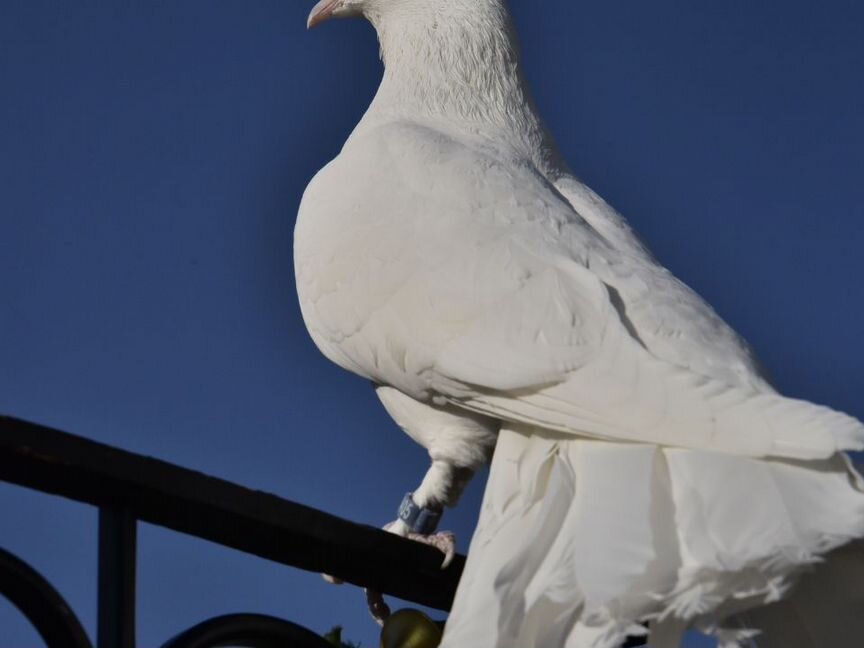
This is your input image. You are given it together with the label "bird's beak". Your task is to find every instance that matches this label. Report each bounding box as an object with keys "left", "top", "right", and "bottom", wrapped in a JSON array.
[{"left": 307, "top": 0, "right": 346, "bottom": 29}]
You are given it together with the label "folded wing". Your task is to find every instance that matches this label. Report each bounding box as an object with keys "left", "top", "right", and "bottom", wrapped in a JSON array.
[{"left": 299, "top": 121, "right": 864, "bottom": 460}]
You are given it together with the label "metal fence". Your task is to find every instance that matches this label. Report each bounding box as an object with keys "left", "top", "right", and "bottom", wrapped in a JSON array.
[
  {"left": 0, "top": 415, "right": 648, "bottom": 648},
  {"left": 0, "top": 416, "right": 464, "bottom": 648}
]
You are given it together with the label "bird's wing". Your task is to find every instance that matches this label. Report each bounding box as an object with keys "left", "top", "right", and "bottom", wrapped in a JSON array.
[
  {"left": 550, "top": 173, "right": 774, "bottom": 390},
  {"left": 297, "top": 121, "right": 864, "bottom": 459},
  {"left": 435, "top": 254, "right": 862, "bottom": 460}
]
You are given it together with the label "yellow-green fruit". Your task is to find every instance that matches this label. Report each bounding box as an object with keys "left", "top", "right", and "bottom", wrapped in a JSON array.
[{"left": 380, "top": 609, "right": 443, "bottom": 648}]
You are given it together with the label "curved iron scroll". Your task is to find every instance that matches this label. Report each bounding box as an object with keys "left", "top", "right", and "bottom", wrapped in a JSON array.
[
  {"left": 161, "top": 613, "right": 335, "bottom": 648},
  {"left": 0, "top": 546, "right": 93, "bottom": 648}
]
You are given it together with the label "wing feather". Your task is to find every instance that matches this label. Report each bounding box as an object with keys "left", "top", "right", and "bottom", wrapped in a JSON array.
[{"left": 297, "top": 122, "right": 864, "bottom": 459}]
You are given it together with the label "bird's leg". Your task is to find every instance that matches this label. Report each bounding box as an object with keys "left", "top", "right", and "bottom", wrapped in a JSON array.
[
  {"left": 323, "top": 449, "right": 485, "bottom": 588},
  {"left": 375, "top": 385, "right": 499, "bottom": 557},
  {"left": 322, "top": 459, "right": 478, "bottom": 592},
  {"left": 364, "top": 460, "right": 475, "bottom": 625},
  {"left": 384, "top": 459, "right": 476, "bottom": 568},
  {"left": 362, "top": 387, "right": 500, "bottom": 624},
  {"left": 322, "top": 468, "right": 460, "bottom": 587}
]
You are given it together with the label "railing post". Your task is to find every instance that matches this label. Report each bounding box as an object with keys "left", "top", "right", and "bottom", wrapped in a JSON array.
[
  {"left": 98, "top": 506, "right": 137, "bottom": 648},
  {"left": 0, "top": 415, "right": 465, "bottom": 610}
]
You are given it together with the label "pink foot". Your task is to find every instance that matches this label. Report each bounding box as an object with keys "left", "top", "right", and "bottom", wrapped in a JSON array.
[
  {"left": 364, "top": 525, "right": 457, "bottom": 624},
  {"left": 405, "top": 530, "right": 456, "bottom": 569}
]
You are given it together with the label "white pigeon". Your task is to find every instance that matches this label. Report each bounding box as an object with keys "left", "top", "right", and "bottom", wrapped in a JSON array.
[{"left": 294, "top": 1, "right": 864, "bottom": 646}]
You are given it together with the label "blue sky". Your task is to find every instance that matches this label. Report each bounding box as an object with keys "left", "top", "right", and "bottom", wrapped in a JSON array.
[{"left": 1, "top": 1, "right": 862, "bottom": 646}]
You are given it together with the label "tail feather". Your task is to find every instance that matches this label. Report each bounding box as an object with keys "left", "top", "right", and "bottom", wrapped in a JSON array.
[
  {"left": 732, "top": 540, "right": 864, "bottom": 648},
  {"left": 441, "top": 426, "right": 864, "bottom": 648}
]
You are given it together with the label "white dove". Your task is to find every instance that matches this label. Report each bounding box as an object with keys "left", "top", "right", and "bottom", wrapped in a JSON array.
[{"left": 294, "top": 1, "right": 864, "bottom": 646}]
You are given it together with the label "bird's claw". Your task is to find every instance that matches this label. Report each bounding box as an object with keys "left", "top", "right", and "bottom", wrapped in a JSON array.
[
  {"left": 365, "top": 587, "right": 392, "bottom": 626},
  {"left": 361, "top": 525, "right": 457, "bottom": 626},
  {"left": 363, "top": 531, "right": 454, "bottom": 625},
  {"left": 407, "top": 530, "right": 457, "bottom": 569},
  {"left": 384, "top": 520, "right": 456, "bottom": 569}
]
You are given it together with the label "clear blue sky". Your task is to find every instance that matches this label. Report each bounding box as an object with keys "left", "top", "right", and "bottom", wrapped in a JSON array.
[{"left": 1, "top": 1, "right": 862, "bottom": 646}]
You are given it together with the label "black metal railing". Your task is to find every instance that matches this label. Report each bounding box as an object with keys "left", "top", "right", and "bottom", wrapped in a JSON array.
[
  {"left": 0, "top": 415, "right": 464, "bottom": 648},
  {"left": 0, "top": 415, "right": 647, "bottom": 648}
]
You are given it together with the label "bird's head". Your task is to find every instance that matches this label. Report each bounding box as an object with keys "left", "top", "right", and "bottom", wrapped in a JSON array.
[
  {"left": 305, "top": 0, "right": 558, "bottom": 203},
  {"left": 307, "top": 0, "right": 507, "bottom": 30},
  {"left": 306, "top": 0, "right": 364, "bottom": 28},
  {"left": 305, "top": 0, "right": 540, "bottom": 147},
  {"left": 306, "top": 0, "right": 516, "bottom": 71}
]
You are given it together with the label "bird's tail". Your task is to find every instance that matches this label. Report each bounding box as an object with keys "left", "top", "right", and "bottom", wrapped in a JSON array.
[
  {"left": 440, "top": 426, "right": 864, "bottom": 648},
  {"left": 731, "top": 539, "right": 864, "bottom": 648}
]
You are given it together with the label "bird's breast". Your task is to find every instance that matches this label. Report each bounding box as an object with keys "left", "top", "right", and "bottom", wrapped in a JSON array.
[{"left": 294, "top": 150, "right": 454, "bottom": 397}]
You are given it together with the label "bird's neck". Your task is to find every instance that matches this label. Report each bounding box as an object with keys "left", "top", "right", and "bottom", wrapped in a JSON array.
[{"left": 353, "top": 4, "right": 563, "bottom": 176}]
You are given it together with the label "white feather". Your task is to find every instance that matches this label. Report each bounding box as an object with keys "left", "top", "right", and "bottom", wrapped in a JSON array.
[{"left": 295, "top": 0, "right": 864, "bottom": 644}]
